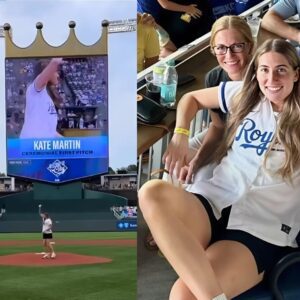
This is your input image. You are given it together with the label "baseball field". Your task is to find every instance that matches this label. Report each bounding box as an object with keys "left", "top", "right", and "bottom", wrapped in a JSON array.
[{"left": 0, "top": 231, "right": 136, "bottom": 300}]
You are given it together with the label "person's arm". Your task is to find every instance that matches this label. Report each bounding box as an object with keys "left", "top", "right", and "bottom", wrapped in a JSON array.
[
  {"left": 137, "top": 13, "right": 160, "bottom": 71},
  {"left": 163, "top": 86, "right": 219, "bottom": 176},
  {"left": 143, "top": 26, "right": 160, "bottom": 69},
  {"left": 157, "top": 0, "right": 202, "bottom": 19},
  {"left": 261, "top": 10, "right": 300, "bottom": 43},
  {"left": 35, "top": 58, "right": 63, "bottom": 91},
  {"left": 38, "top": 204, "right": 42, "bottom": 216}
]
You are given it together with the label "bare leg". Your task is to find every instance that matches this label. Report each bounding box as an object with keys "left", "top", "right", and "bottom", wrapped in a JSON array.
[
  {"left": 205, "top": 241, "right": 264, "bottom": 298},
  {"left": 139, "top": 179, "right": 223, "bottom": 299},
  {"left": 168, "top": 235, "right": 264, "bottom": 299},
  {"left": 170, "top": 279, "right": 197, "bottom": 300},
  {"left": 48, "top": 241, "right": 56, "bottom": 258},
  {"left": 169, "top": 240, "right": 264, "bottom": 299},
  {"left": 43, "top": 239, "right": 47, "bottom": 252},
  {"left": 42, "top": 239, "right": 50, "bottom": 258}
]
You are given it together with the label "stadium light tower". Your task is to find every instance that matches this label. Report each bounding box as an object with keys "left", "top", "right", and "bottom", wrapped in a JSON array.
[{"left": 108, "top": 19, "right": 136, "bottom": 33}]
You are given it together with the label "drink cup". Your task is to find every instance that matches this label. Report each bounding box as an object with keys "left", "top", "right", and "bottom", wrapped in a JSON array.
[
  {"left": 145, "top": 74, "right": 161, "bottom": 103},
  {"left": 160, "top": 82, "right": 177, "bottom": 108}
]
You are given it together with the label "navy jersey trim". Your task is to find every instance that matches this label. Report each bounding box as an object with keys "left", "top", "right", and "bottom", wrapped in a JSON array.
[{"left": 221, "top": 81, "right": 228, "bottom": 113}]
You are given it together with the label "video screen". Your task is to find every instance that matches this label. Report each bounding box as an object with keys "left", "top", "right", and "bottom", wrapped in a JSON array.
[{"left": 6, "top": 56, "right": 109, "bottom": 183}]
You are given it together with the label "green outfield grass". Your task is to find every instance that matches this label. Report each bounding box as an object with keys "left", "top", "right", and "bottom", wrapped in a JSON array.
[{"left": 0, "top": 232, "right": 136, "bottom": 300}]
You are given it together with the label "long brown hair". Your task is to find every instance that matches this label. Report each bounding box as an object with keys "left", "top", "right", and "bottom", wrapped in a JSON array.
[{"left": 214, "top": 39, "right": 300, "bottom": 179}]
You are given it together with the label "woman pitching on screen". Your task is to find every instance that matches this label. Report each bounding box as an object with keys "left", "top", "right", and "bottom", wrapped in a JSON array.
[{"left": 20, "top": 58, "right": 64, "bottom": 138}]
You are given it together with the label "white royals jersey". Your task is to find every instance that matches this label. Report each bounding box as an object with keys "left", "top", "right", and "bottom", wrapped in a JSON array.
[
  {"left": 187, "top": 81, "right": 300, "bottom": 247},
  {"left": 20, "top": 82, "right": 58, "bottom": 138}
]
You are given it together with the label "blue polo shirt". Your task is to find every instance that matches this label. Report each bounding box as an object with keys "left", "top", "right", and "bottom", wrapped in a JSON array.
[{"left": 271, "top": 0, "right": 300, "bottom": 19}]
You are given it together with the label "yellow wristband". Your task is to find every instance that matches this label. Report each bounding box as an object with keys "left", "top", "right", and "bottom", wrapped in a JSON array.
[{"left": 174, "top": 127, "right": 190, "bottom": 136}]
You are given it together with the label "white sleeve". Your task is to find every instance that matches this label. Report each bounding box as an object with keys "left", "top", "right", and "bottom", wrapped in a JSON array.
[{"left": 218, "top": 81, "right": 242, "bottom": 114}]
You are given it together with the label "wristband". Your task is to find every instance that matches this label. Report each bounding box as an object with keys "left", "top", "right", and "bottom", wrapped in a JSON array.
[{"left": 174, "top": 127, "right": 190, "bottom": 137}]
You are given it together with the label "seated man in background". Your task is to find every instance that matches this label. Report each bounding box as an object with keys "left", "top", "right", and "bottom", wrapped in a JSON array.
[
  {"left": 137, "top": 13, "right": 176, "bottom": 72},
  {"left": 261, "top": 0, "right": 300, "bottom": 44},
  {"left": 138, "top": 0, "right": 214, "bottom": 49},
  {"left": 137, "top": 13, "right": 160, "bottom": 72}
]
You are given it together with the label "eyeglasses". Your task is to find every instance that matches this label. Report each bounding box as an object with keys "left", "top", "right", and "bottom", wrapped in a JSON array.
[{"left": 212, "top": 43, "right": 247, "bottom": 55}]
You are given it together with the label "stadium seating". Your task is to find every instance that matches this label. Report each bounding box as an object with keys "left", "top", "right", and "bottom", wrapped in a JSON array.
[{"left": 236, "top": 251, "right": 300, "bottom": 299}]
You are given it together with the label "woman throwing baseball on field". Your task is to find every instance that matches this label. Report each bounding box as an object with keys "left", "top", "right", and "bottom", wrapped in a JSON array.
[{"left": 40, "top": 208, "right": 56, "bottom": 259}]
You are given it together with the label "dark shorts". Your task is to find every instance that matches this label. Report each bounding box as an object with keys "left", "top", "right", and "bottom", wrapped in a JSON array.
[
  {"left": 43, "top": 233, "right": 53, "bottom": 240},
  {"left": 195, "top": 194, "right": 296, "bottom": 275}
]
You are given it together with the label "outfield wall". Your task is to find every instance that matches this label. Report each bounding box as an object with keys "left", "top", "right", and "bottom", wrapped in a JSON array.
[{"left": 0, "top": 188, "right": 131, "bottom": 232}]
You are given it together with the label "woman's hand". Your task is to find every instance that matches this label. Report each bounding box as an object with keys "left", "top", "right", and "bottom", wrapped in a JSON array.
[
  {"left": 185, "top": 4, "right": 202, "bottom": 19},
  {"left": 163, "top": 133, "right": 189, "bottom": 178},
  {"left": 51, "top": 57, "right": 64, "bottom": 65},
  {"left": 185, "top": 155, "right": 201, "bottom": 184},
  {"left": 179, "top": 146, "right": 209, "bottom": 183},
  {"left": 178, "top": 156, "right": 199, "bottom": 184},
  {"left": 178, "top": 165, "right": 189, "bottom": 183}
]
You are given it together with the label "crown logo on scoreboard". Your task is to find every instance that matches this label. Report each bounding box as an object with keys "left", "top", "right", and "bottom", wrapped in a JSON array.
[{"left": 3, "top": 20, "right": 109, "bottom": 58}]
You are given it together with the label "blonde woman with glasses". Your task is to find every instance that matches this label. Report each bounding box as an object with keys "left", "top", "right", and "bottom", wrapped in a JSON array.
[
  {"left": 182, "top": 15, "right": 254, "bottom": 182},
  {"left": 145, "top": 15, "right": 254, "bottom": 252}
]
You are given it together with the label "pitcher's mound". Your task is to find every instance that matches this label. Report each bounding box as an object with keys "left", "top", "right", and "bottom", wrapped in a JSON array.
[{"left": 0, "top": 252, "right": 112, "bottom": 266}]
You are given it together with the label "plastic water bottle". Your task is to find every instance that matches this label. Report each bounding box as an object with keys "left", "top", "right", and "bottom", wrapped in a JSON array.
[
  {"left": 160, "top": 62, "right": 178, "bottom": 107},
  {"left": 152, "top": 64, "right": 166, "bottom": 86}
]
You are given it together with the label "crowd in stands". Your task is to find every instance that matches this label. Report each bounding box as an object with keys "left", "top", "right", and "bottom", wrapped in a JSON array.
[
  {"left": 60, "top": 57, "right": 107, "bottom": 107},
  {"left": 0, "top": 204, "right": 6, "bottom": 219},
  {"left": 0, "top": 181, "right": 33, "bottom": 193},
  {"left": 84, "top": 182, "right": 137, "bottom": 191},
  {"left": 111, "top": 206, "right": 137, "bottom": 220}
]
